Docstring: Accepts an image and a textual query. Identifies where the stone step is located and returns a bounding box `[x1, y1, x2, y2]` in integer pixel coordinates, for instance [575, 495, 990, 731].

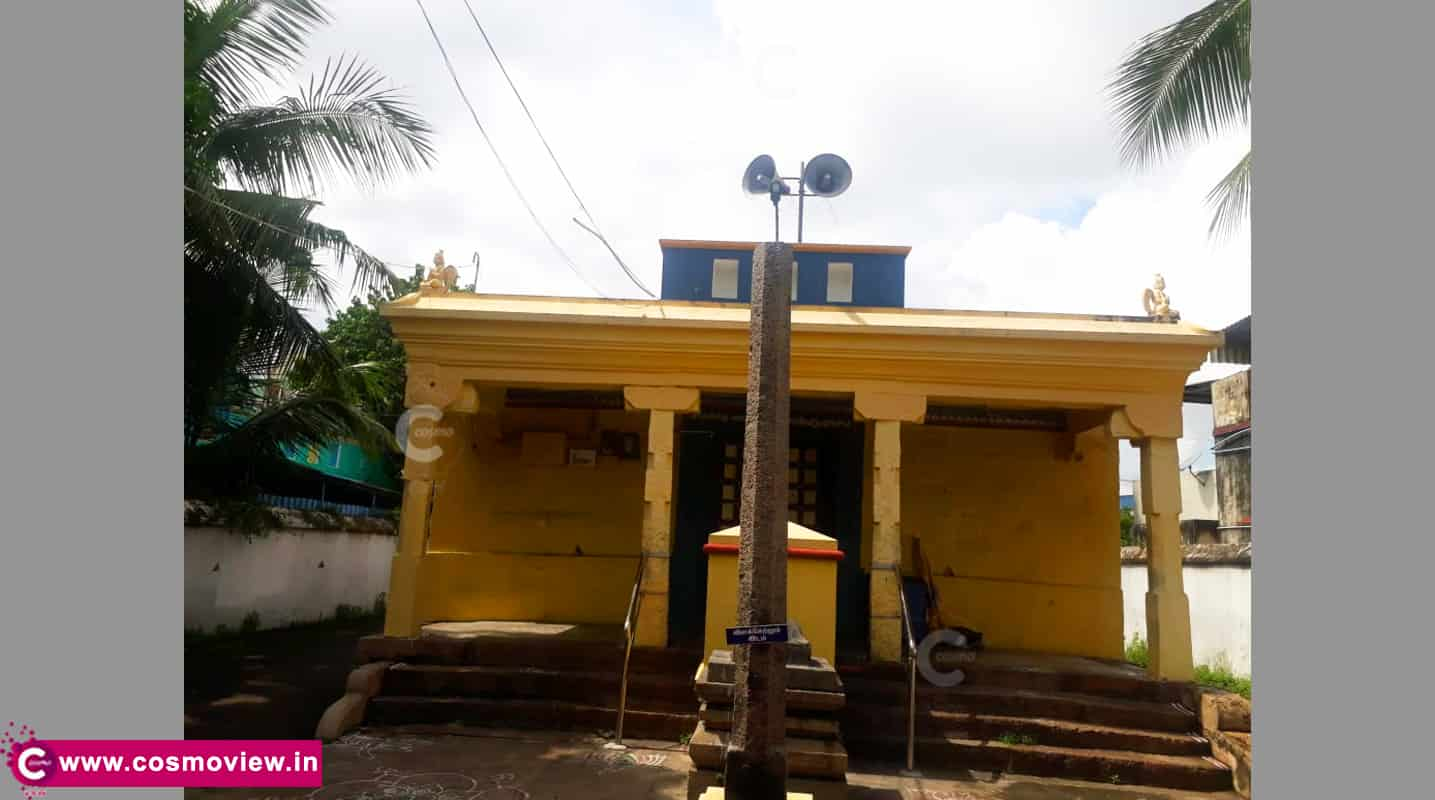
[366, 695, 695, 742]
[843, 679, 1196, 733]
[695, 678, 846, 713]
[704, 649, 843, 693]
[687, 722, 848, 781]
[838, 654, 1183, 704]
[357, 634, 702, 674]
[698, 703, 841, 740]
[843, 706, 1209, 756]
[381, 663, 697, 712]
[843, 732, 1232, 792]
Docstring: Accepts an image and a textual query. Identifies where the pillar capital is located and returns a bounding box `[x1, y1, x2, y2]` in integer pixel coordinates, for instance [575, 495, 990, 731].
[399, 378, 504, 481]
[853, 391, 926, 423]
[623, 385, 701, 413]
[405, 362, 462, 410]
[1107, 396, 1183, 440]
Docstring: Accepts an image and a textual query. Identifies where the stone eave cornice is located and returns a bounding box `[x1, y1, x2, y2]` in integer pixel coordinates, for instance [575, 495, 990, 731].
[381, 294, 1217, 407]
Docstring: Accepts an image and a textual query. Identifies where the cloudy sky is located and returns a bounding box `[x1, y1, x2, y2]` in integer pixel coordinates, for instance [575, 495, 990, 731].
[282, 0, 1251, 480]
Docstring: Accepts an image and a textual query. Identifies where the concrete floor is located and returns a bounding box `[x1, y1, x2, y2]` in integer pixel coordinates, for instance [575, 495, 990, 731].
[420, 620, 626, 642]
[184, 727, 1239, 800]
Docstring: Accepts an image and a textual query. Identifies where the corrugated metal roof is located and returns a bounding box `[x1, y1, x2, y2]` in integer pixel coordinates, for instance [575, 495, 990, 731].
[1206, 315, 1251, 365]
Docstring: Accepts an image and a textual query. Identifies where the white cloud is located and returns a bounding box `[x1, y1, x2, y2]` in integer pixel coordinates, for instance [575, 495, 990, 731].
[266, 1, 1248, 484]
[920, 131, 1251, 328]
[277, 0, 1244, 319]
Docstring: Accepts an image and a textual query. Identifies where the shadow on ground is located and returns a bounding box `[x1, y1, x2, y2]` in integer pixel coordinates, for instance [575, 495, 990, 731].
[183, 729, 1237, 800]
[184, 618, 381, 740]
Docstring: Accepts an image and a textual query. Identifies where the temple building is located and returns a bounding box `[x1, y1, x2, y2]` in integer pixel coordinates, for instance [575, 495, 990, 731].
[374, 240, 1219, 681]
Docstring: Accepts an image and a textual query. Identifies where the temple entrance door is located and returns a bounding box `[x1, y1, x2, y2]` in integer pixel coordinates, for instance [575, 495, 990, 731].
[668, 415, 866, 658]
[668, 426, 720, 649]
[829, 423, 868, 662]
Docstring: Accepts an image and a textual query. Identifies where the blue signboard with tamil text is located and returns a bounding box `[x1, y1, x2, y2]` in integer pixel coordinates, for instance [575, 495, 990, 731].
[725, 624, 790, 646]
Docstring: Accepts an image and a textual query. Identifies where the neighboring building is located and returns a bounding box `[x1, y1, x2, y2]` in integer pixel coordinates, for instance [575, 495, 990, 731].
[1182, 315, 1252, 544]
[1118, 478, 1136, 511]
[266, 437, 401, 515]
[207, 383, 402, 515]
[1131, 466, 1220, 541]
[1126, 315, 1250, 544]
[372, 241, 1222, 682]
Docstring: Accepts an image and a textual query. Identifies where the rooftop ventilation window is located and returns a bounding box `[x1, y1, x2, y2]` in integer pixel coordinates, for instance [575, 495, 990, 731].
[826, 262, 853, 303]
[711, 258, 739, 299]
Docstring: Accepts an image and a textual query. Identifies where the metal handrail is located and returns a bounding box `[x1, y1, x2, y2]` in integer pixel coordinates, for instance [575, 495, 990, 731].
[895, 569, 919, 774]
[612, 553, 646, 748]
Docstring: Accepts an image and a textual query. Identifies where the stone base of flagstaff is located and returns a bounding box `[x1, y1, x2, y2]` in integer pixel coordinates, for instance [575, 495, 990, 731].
[688, 623, 850, 800]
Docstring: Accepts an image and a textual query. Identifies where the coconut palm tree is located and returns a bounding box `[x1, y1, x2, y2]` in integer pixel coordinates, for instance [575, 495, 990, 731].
[184, 0, 435, 487]
[1109, 0, 1251, 239]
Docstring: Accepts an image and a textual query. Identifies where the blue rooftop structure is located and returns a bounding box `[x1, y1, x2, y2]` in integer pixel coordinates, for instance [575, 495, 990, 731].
[658, 239, 909, 308]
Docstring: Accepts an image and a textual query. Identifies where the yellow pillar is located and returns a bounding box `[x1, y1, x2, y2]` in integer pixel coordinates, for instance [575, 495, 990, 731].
[855, 391, 926, 663]
[383, 397, 448, 636]
[1139, 437, 1195, 681]
[625, 386, 701, 648]
[637, 408, 677, 647]
[381, 366, 494, 637]
[869, 420, 904, 662]
[383, 476, 432, 636]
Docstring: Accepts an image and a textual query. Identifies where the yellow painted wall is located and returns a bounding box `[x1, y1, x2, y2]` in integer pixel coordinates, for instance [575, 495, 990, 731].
[901, 424, 1123, 659]
[704, 553, 838, 664]
[414, 552, 636, 624]
[860, 421, 875, 569]
[415, 407, 648, 625]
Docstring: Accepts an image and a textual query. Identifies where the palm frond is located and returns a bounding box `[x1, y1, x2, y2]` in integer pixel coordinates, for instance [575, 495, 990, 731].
[183, 1, 433, 484]
[237, 272, 342, 379]
[184, 184, 399, 299]
[185, 266, 261, 447]
[1206, 149, 1251, 241]
[206, 55, 436, 196]
[185, 0, 329, 114]
[1109, 0, 1251, 168]
[285, 353, 404, 421]
[185, 255, 339, 411]
[183, 204, 344, 400]
[258, 250, 337, 311]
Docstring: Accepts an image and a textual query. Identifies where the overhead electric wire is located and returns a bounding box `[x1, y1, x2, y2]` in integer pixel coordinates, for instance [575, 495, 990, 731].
[1119, 423, 1251, 485]
[413, 0, 607, 298]
[458, 0, 655, 298]
[1182, 425, 1251, 470]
